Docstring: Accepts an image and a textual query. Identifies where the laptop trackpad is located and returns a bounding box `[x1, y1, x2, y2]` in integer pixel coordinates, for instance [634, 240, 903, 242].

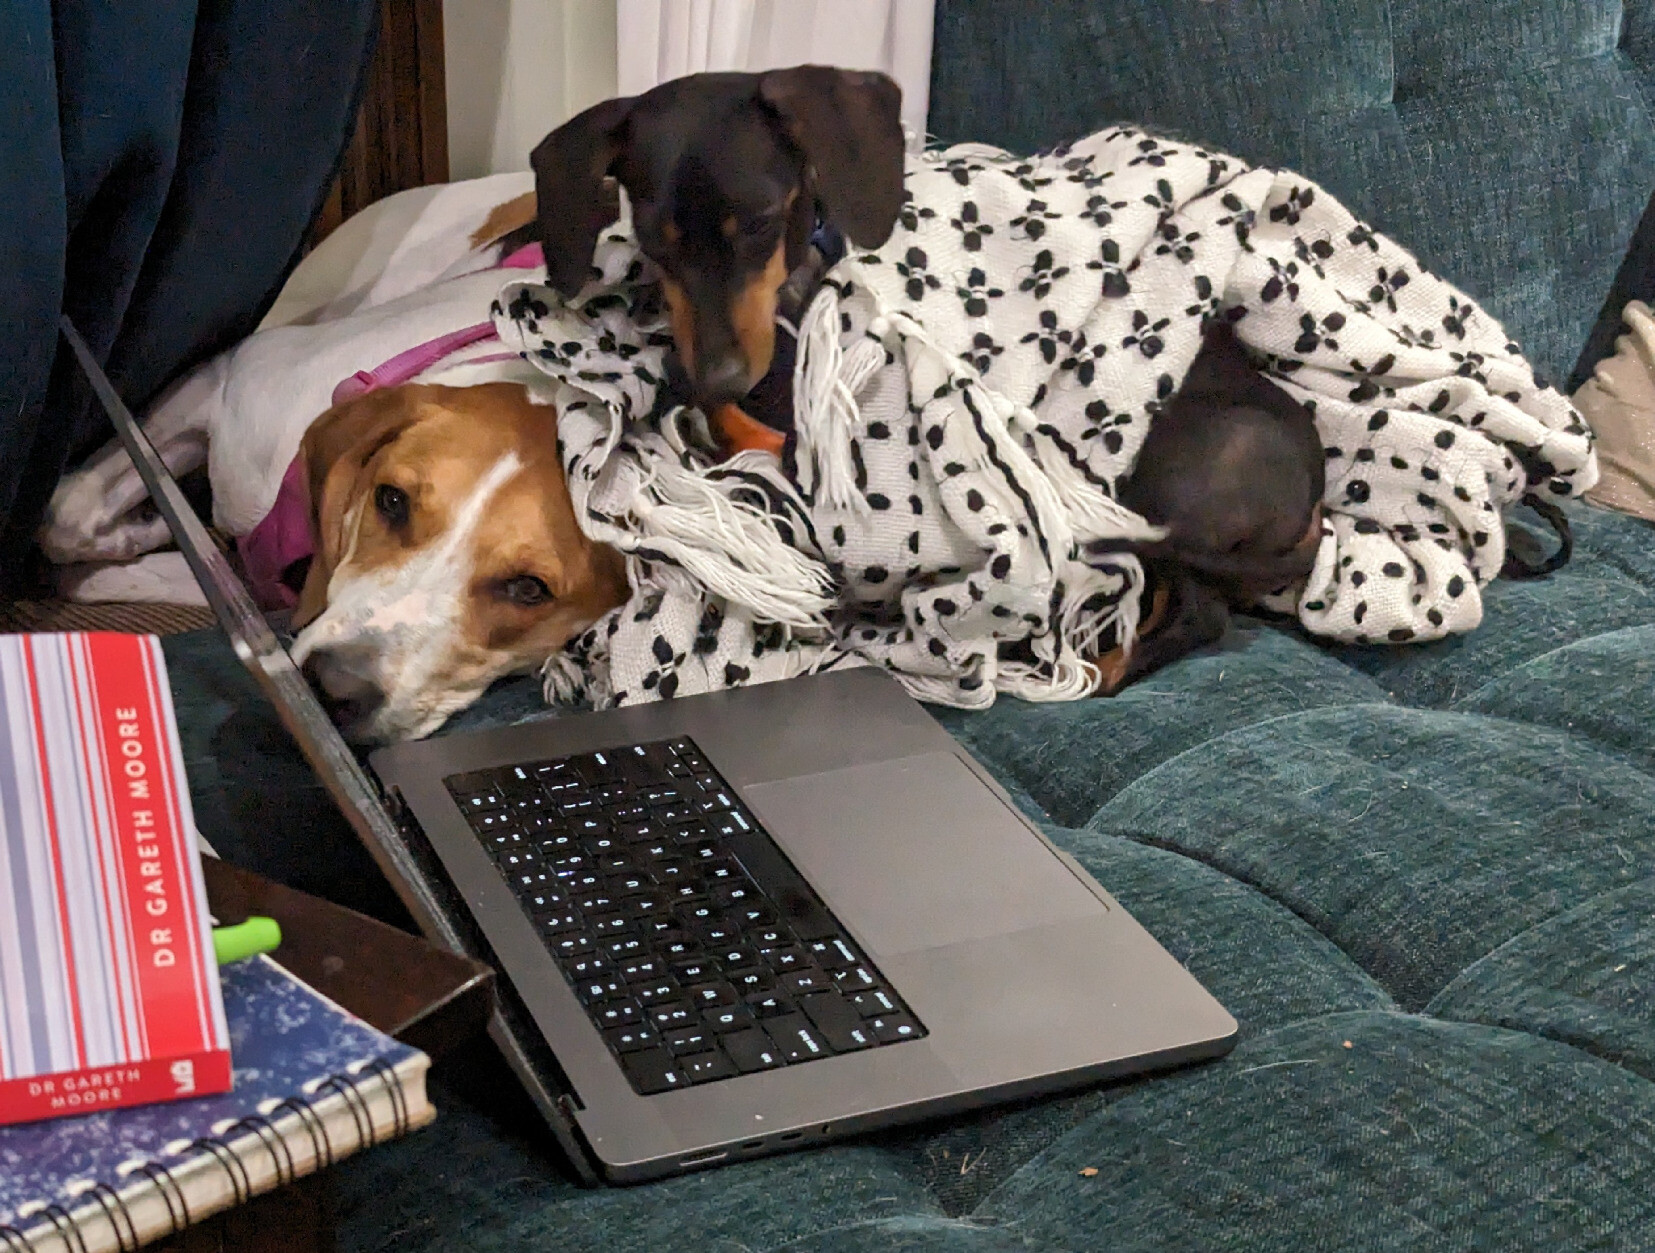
[741, 752, 1104, 957]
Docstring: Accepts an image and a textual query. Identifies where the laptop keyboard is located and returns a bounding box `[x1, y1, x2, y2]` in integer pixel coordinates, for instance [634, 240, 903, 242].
[445, 737, 925, 1095]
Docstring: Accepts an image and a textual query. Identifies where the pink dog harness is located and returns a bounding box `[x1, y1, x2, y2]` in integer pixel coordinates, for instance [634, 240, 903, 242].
[238, 242, 542, 612]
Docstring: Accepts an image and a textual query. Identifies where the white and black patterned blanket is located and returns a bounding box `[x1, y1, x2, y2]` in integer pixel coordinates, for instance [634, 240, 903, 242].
[492, 127, 1597, 710]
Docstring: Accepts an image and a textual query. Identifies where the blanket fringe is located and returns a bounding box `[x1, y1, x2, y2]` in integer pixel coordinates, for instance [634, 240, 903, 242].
[791, 288, 886, 511]
[628, 452, 835, 628]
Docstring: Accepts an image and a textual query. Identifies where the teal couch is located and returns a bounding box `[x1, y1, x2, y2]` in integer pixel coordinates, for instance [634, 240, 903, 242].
[162, 2, 1655, 1247]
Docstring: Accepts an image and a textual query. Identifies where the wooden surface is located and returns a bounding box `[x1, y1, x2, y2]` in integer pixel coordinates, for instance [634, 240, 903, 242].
[311, 0, 449, 246]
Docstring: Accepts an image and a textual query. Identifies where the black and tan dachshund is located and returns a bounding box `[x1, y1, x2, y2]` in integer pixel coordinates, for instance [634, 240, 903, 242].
[527, 67, 1326, 692]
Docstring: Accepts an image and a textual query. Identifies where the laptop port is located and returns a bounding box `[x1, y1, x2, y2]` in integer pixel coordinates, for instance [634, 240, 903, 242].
[679, 1150, 728, 1167]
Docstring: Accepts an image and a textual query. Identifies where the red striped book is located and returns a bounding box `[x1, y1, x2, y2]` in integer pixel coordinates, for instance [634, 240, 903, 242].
[0, 633, 230, 1126]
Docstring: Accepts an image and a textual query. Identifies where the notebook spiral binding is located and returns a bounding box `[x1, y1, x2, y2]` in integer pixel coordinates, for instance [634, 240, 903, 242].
[0, 1060, 415, 1251]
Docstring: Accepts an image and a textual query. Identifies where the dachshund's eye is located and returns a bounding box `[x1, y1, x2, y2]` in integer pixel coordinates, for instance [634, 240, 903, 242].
[501, 575, 553, 607]
[374, 484, 410, 528]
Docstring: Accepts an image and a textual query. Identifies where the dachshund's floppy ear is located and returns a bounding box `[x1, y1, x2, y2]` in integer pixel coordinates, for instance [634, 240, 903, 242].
[758, 66, 905, 250]
[530, 95, 635, 299]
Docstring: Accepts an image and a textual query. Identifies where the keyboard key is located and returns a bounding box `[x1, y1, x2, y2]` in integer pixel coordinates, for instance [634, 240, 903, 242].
[800, 993, 874, 1051]
[834, 965, 879, 992]
[536, 909, 582, 936]
[728, 967, 774, 995]
[745, 991, 793, 1018]
[664, 1026, 714, 1054]
[868, 1013, 922, 1044]
[849, 989, 899, 1018]
[625, 892, 671, 919]
[565, 953, 609, 979]
[722, 1028, 785, 1073]
[672, 957, 719, 983]
[649, 1002, 697, 1032]
[573, 890, 622, 914]
[723, 904, 776, 928]
[618, 956, 667, 982]
[596, 1001, 643, 1029]
[576, 976, 627, 1005]
[764, 1014, 832, 1062]
[475, 810, 515, 833]
[456, 786, 504, 811]
[703, 1004, 754, 1033]
[569, 816, 609, 837]
[653, 804, 698, 825]
[520, 888, 568, 915]
[511, 869, 556, 894]
[607, 1024, 659, 1052]
[589, 912, 634, 938]
[780, 969, 831, 996]
[634, 979, 680, 1004]
[486, 829, 528, 855]
[810, 938, 863, 970]
[764, 947, 809, 972]
[536, 831, 579, 854]
[496, 844, 542, 873]
[711, 882, 756, 908]
[661, 934, 698, 960]
[620, 1047, 685, 1094]
[558, 797, 597, 817]
[605, 936, 647, 961]
[679, 1050, 736, 1083]
[683, 981, 738, 1008]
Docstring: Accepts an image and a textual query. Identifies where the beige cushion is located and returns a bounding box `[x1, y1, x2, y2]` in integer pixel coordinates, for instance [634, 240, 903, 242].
[1575, 300, 1655, 523]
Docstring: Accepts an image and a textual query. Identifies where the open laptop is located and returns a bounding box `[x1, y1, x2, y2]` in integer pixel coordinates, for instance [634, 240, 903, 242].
[63, 318, 1236, 1184]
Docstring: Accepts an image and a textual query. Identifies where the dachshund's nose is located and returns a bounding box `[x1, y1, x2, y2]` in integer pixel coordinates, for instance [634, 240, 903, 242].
[696, 354, 754, 408]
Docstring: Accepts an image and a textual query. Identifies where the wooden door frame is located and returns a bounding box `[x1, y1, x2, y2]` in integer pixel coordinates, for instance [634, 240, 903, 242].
[310, 0, 449, 247]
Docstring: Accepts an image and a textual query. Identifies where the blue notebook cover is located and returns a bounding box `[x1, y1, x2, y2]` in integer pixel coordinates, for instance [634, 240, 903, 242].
[0, 954, 434, 1251]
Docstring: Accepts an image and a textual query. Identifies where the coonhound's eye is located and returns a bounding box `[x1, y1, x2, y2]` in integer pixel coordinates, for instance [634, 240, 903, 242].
[374, 484, 410, 528]
[501, 575, 553, 607]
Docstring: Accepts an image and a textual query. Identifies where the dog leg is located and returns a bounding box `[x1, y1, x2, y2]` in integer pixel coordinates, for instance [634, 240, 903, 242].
[38, 371, 213, 563]
[1094, 572, 1231, 695]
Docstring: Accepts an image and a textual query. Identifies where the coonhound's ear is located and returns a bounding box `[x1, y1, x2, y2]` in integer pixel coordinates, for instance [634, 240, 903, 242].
[530, 95, 635, 299]
[757, 66, 905, 249]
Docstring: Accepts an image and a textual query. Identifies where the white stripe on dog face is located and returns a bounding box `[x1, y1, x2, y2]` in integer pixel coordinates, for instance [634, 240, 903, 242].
[290, 451, 523, 741]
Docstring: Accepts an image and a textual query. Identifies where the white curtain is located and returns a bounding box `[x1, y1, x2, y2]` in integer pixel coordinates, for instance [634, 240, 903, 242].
[615, 0, 935, 147]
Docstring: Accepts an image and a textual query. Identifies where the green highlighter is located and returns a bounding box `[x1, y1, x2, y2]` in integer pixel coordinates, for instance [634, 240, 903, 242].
[212, 916, 282, 965]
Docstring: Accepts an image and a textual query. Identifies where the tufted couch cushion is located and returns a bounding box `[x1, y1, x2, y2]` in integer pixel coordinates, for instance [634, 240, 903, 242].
[163, 503, 1655, 1249]
[156, 1, 1655, 1246]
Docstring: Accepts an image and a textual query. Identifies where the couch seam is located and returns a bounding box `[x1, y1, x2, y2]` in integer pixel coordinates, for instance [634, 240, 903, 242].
[1448, 619, 1655, 710]
[1079, 698, 1400, 831]
[1424, 870, 1655, 1017]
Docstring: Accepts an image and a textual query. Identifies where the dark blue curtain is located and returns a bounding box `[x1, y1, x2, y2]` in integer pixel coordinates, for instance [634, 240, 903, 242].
[0, 0, 379, 588]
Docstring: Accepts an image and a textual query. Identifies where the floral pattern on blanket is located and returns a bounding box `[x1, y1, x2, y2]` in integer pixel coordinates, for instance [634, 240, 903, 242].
[492, 127, 1596, 710]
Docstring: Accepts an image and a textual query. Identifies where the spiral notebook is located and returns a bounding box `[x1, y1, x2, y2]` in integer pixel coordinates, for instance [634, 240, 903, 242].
[0, 953, 435, 1253]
